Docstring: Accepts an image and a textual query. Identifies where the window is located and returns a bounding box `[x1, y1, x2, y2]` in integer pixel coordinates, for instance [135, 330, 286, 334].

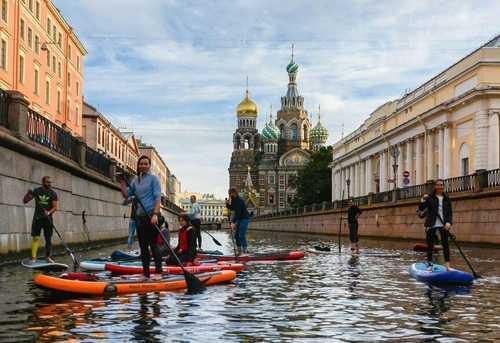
[279, 192, 285, 208]
[52, 56, 56, 73]
[57, 61, 61, 77]
[20, 19, 25, 40]
[28, 28, 32, 48]
[35, 35, 40, 54]
[279, 175, 285, 190]
[67, 72, 71, 88]
[461, 158, 469, 176]
[76, 81, 79, 96]
[268, 174, 275, 185]
[0, 39, 6, 70]
[52, 25, 56, 42]
[68, 44, 71, 59]
[1, 0, 7, 22]
[34, 68, 39, 94]
[58, 33, 62, 47]
[46, 50, 50, 67]
[56, 90, 61, 113]
[67, 99, 70, 121]
[77, 56, 80, 71]
[35, 1, 40, 20]
[459, 143, 470, 176]
[19, 55, 24, 83]
[290, 123, 298, 141]
[47, 18, 51, 35]
[268, 193, 275, 205]
[28, 0, 33, 12]
[75, 104, 79, 126]
[45, 80, 50, 104]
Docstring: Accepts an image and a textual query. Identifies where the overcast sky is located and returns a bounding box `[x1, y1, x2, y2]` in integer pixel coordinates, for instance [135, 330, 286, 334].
[54, 0, 500, 198]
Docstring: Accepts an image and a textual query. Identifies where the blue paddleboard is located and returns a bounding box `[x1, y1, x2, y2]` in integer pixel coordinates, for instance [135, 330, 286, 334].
[410, 262, 473, 285]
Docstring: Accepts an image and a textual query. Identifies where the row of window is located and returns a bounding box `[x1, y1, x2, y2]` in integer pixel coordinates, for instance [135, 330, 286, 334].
[21, 0, 41, 21]
[97, 123, 129, 162]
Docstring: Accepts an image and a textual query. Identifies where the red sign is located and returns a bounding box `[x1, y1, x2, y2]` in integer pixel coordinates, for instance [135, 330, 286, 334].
[403, 171, 410, 177]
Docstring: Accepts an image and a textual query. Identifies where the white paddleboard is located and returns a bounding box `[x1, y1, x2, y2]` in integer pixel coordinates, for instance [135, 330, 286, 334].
[307, 248, 400, 258]
[21, 259, 68, 271]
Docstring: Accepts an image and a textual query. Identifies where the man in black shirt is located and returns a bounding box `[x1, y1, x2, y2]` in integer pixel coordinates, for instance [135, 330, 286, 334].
[347, 199, 362, 255]
[23, 176, 59, 263]
[226, 188, 250, 255]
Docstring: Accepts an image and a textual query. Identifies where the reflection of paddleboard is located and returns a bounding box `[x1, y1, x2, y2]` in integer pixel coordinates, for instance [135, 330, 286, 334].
[21, 259, 68, 271]
[307, 248, 400, 258]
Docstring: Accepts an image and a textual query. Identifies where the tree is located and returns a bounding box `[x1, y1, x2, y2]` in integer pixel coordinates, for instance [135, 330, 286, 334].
[291, 146, 332, 207]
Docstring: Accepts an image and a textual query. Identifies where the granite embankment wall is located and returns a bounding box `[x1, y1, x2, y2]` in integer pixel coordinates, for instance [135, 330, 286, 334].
[0, 91, 181, 255]
[250, 189, 500, 244]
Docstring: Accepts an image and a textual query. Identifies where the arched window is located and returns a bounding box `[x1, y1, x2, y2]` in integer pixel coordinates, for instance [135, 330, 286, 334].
[244, 136, 250, 149]
[459, 143, 470, 176]
[303, 124, 308, 141]
[279, 124, 285, 139]
[235, 135, 241, 149]
[290, 124, 298, 141]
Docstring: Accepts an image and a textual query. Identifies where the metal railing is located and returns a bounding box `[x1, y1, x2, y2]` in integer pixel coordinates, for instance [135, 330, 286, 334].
[85, 146, 110, 177]
[0, 89, 8, 127]
[372, 191, 392, 203]
[445, 174, 475, 193]
[27, 110, 78, 161]
[487, 169, 500, 188]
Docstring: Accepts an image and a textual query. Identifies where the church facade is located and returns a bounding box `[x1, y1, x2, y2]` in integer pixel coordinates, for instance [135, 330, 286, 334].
[228, 53, 329, 214]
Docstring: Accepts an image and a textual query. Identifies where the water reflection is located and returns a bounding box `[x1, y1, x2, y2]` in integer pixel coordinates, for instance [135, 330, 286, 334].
[131, 293, 162, 342]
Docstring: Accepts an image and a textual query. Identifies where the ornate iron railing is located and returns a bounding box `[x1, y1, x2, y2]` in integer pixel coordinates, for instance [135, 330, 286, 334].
[27, 109, 78, 161]
[397, 183, 426, 200]
[85, 146, 110, 177]
[0, 88, 8, 127]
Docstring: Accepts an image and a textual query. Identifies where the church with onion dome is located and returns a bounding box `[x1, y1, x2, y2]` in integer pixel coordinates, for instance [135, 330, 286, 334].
[228, 49, 329, 214]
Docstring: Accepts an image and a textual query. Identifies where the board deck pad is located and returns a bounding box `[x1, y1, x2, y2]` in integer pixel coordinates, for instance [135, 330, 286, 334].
[21, 259, 68, 271]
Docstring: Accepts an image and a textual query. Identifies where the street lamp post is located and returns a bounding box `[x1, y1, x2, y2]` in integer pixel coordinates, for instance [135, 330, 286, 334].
[346, 179, 351, 199]
[391, 145, 400, 191]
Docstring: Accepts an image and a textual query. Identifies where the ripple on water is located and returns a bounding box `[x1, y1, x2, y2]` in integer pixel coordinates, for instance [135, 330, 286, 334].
[0, 232, 499, 342]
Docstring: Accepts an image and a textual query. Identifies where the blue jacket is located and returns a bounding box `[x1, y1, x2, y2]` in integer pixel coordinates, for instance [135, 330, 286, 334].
[226, 196, 250, 223]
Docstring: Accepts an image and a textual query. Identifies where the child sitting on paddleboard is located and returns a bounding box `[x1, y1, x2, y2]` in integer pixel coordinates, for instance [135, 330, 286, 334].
[164, 214, 197, 266]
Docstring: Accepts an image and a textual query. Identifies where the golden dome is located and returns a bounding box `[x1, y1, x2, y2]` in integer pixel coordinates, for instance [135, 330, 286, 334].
[237, 91, 258, 117]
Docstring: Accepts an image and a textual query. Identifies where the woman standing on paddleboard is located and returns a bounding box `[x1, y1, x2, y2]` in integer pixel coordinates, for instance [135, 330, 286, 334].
[418, 179, 453, 270]
[120, 156, 163, 278]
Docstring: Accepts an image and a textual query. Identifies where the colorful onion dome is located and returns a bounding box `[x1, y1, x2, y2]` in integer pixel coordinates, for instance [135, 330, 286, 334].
[310, 106, 329, 144]
[286, 60, 299, 74]
[262, 121, 280, 142]
[237, 90, 258, 118]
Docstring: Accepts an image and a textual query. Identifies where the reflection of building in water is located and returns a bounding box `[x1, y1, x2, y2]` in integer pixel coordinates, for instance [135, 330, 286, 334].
[228, 48, 329, 214]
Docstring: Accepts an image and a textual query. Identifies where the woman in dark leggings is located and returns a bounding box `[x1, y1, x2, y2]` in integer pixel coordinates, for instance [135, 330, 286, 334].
[120, 155, 163, 278]
[418, 179, 453, 270]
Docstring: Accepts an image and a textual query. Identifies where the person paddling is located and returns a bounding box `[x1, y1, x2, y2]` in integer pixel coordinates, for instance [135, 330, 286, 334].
[23, 176, 58, 263]
[120, 156, 163, 278]
[188, 195, 202, 250]
[419, 179, 453, 270]
[347, 199, 362, 255]
[164, 214, 197, 265]
[226, 188, 250, 256]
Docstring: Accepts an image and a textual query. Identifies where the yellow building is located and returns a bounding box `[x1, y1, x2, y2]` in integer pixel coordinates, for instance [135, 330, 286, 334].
[138, 141, 169, 197]
[331, 35, 500, 199]
[0, 0, 86, 136]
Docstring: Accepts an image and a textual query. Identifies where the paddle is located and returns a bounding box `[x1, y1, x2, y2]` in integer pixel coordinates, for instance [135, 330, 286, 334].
[48, 218, 79, 271]
[338, 190, 345, 254]
[119, 173, 206, 294]
[449, 232, 481, 279]
[201, 229, 222, 246]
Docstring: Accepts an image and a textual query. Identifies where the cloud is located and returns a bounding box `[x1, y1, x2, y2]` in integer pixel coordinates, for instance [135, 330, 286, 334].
[54, 0, 500, 197]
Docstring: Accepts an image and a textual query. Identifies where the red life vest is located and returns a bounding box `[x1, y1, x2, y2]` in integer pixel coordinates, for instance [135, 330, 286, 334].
[178, 225, 191, 253]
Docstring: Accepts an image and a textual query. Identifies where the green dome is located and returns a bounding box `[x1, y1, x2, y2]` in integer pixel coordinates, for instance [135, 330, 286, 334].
[262, 121, 280, 142]
[286, 60, 299, 74]
[310, 121, 329, 144]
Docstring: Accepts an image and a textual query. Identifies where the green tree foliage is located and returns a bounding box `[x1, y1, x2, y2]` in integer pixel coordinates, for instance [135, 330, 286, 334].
[291, 146, 332, 207]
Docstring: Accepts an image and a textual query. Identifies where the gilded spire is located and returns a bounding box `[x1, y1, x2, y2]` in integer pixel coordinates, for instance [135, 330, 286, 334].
[269, 104, 273, 123]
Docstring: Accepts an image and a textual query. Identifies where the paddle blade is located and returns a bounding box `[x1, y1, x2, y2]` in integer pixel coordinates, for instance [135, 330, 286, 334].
[212, 237, 222, 246]
[184, 271, 207, 294]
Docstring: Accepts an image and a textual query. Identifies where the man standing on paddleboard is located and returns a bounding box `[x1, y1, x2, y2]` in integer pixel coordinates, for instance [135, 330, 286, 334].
[23, 176, 59, 263]
[188, 195, 202, 250]
[226, 188, 250, 256]
[347, 199, 362, 255]
[419, 179, 453, 270]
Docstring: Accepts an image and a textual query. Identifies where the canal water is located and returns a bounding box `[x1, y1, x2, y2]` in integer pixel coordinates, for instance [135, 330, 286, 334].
[0, 230, 499, 342]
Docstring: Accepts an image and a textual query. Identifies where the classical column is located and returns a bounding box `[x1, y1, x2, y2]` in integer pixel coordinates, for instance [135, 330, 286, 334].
[426, 129, 434, 181]
[443, 125, 451, 178]
[475, 110, 489, 171]
[366, 157, 373, 193]
[360, 160, 366, 195]
[437, 127, 444, 179]
[380, 150, 386, 192]
[406, 139, 413, 186]
[416, 135, 423, 184]
[397, 143, 404, 187]
[355, 162, 360, 197]
[488, 111, 500, 170]
[350, 164, 355, 198]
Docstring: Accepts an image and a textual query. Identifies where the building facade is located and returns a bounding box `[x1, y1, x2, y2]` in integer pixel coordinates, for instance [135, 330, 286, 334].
[138, 141, 169, 197]
[82, 102, 139, 174]
[169, 174, 182, 204]
[180, 195, 226, 223]
[331, 35, 500, 200]
[0, 0, 86, 135]
[229, 52, 329, 214]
